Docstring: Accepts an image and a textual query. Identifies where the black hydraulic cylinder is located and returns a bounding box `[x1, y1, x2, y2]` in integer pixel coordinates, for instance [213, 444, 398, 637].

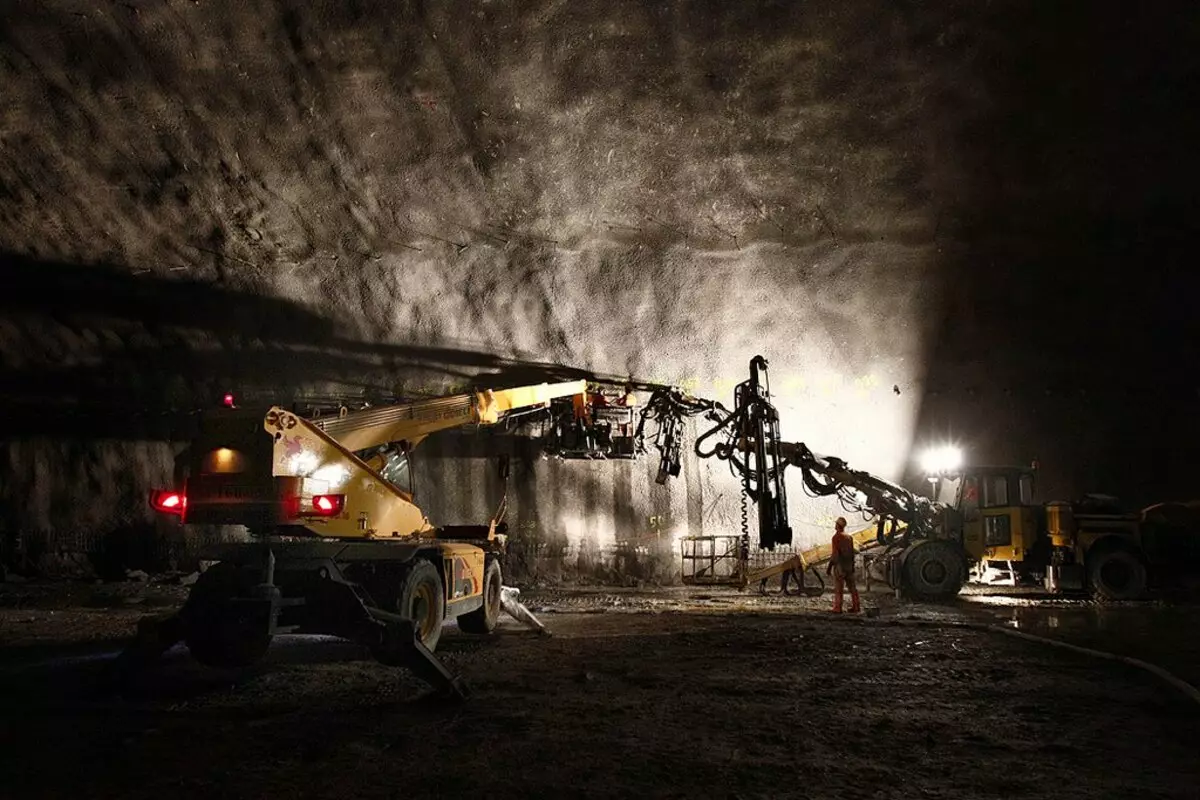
[739, 356, 793, 549]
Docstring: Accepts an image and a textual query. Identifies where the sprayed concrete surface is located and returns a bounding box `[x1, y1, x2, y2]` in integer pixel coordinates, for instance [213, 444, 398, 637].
[0, 0, 945, 552]
[4, 0, 1195, 568]
[2, 582, 1199, 798]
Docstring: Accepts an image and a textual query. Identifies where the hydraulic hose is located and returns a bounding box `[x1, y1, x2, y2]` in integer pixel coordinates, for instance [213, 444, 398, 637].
[694, 404, 746, 460]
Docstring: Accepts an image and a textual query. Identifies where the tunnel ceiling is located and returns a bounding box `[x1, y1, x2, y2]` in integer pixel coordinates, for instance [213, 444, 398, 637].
[3, 2, 956, 266]
[1, 0, 1196, 509]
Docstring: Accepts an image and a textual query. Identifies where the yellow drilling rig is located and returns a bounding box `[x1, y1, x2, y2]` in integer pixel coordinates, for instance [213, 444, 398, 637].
[641, 355, 1200, 603]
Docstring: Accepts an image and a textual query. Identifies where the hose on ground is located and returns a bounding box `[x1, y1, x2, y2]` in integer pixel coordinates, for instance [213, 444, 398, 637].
[987, 624, 1200, 707]
[876, 617, 1200, 708]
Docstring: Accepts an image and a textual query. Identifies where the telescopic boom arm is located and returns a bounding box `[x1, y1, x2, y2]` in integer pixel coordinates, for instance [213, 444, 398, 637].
[635, 355, 947, 550]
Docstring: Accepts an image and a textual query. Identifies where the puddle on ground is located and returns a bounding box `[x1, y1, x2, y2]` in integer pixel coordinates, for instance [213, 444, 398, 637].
[959, 591, 1194, 634]
[946, 591, 1200, 684]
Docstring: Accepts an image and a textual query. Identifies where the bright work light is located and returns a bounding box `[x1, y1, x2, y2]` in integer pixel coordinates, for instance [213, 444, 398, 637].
[920, 445, 962, 475]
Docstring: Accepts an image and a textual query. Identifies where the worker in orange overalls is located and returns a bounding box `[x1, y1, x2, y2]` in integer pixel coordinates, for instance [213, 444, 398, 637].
[826, 516, 861, 613]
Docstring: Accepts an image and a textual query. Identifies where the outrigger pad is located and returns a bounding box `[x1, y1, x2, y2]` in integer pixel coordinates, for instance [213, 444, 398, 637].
[370, 613, 471, 702]
[112, 584, 470, 702]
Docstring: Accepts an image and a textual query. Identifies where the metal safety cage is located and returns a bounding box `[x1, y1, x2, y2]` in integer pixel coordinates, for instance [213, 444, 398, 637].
[680, 535, 749, 586]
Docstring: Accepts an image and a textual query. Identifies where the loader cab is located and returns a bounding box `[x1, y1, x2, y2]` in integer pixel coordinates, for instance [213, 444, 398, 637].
[954, 466, 1041, 565]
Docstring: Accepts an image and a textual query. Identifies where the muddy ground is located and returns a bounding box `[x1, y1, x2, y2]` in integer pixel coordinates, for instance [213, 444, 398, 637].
[2, 582, 1199, 799]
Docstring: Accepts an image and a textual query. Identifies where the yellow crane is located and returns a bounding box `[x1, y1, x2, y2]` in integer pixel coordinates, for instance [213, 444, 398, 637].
[132, 380, 638, 698]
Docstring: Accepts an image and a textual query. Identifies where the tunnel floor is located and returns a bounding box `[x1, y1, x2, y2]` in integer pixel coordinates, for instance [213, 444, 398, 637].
[2, 583, 1199, 799]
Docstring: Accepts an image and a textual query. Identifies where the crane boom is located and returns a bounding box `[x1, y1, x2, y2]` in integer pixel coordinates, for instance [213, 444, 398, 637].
[141, 374, 649, 698]
[174, 379, 600, 541]
[309, 380, 588, 452]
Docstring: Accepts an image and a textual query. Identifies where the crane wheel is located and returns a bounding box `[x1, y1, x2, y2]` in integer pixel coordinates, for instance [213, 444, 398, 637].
[1088, 547, 1148, 601]
[902, 540, 967, 601]
[182, 563, 273, 669]
[457, 558, 502, 634]
[397, 560, 446, 651]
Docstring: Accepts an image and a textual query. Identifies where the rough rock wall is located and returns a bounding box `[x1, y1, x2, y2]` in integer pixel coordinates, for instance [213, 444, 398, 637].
[1, 1, 1192, 572]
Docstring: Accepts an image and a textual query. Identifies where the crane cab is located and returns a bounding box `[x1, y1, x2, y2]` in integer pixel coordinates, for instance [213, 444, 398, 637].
[933, 466, 1044, 578]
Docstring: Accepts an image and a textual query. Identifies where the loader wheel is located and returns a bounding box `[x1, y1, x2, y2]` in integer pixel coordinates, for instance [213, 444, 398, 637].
[457, 558, 502, 634]
[182, 563, 272, 669]
[902, 540, 967, 601]
[1089, 548, 1148, 601]
[398, 560, 446, 651]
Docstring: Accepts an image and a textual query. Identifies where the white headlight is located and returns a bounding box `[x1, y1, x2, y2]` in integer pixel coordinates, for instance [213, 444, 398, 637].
[920, 445, 963, 475]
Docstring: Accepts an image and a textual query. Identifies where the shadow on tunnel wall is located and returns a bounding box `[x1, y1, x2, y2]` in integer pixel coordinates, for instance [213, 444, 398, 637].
[412, 433, 684, 589]
[0, 251, 636, 440]
[0, 251, 670, 579]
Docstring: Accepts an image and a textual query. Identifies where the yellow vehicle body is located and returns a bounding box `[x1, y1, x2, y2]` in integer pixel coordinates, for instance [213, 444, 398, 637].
[941, 466, 1040, 565]
[263, 406, 434, 539]
[147, 379, 609, 682]
[183, 380, 588, 541]
[964, 504, 1042, 563]
[1046, 501, 1139, 551]
[1042, 498, 1196, 599]
[433, 540, 490, 611]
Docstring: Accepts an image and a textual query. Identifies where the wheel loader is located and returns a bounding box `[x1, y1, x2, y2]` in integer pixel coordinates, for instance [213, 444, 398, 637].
[130, 379, 641, 697]
[1044, 496, 1200, 600]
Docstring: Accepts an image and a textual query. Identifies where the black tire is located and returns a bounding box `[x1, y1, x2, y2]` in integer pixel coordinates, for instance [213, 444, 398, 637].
[1088, 547, 1148, 601]
[457, 558, 502, 634]
[902, 540, 967, 600]
[398, 559, 446, 651]
[182, 563, 273, 669]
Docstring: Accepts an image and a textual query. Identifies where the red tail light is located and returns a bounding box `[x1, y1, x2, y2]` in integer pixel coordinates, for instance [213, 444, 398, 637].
[150, 489, 187, 516]
[309, 494, 345, 516]
[222, 392, 235, 407]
